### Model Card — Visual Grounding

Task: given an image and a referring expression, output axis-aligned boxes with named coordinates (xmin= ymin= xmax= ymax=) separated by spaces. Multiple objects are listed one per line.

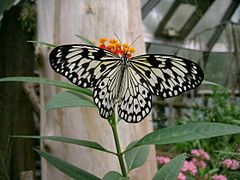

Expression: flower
xmin=181 ymin=161 xmax=197 ymax=176
xmin=211 ymin=174 xmax=228 ymax=180
xmin=191 ymin=149 xmax=210 ymax=160
xmin=98 ymin=37 xmax=107 ymax=43
xmin=156 ymin=156 xmax=171 ymax=164
xmin=222 ymin=159 xmax=239 ymax=170
xmin=192 ymin=158 xmax=207 ymax=168
xmin=95 ymin=37 xmax=136 ymax=58
xmin=177 ymin=172 xmax=186 ymax=180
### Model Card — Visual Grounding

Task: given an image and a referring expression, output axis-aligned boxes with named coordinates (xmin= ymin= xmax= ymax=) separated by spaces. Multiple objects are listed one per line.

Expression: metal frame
xmin=207 ymin=0 xmax=240 ymax=51
xmin=154 ymin=0 xmax=215 ymax=40
xmin=141 ymin=0 xmax=161 ymax=19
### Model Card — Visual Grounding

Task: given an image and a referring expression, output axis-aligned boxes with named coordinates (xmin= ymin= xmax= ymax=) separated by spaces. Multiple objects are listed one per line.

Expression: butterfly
xmin=49 ymin=44 xmax=204 ymax=123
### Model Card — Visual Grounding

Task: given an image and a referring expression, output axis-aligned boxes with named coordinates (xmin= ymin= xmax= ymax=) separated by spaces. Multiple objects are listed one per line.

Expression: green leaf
xmin=45 ymin=91 xmax=95 ymax=111
xmin=231 ymin=120 xmax=240 ymax=124
xmin=75 ymin=34 xmax=96 ymax=46
xmin=102 ymin=171 xmax=129 ymax=180
xmin=124 ymin=141 xmax=150 ymax=171
xmin=12 ymin=136 xmax=115 ymax=155
xmin=202 ymin=80 xmax=229 ymax=91
xmin=127 ymin=123 xmax=240 ymax=151
xmin=0 ymin=77 xmax=93 ymax=97
xmin=27 ymin=40 xmax=58 ymax=47
xmin=215 ymin=151 xmax=240 ymax=156
xmin=34 ymin=148 xmax=101 ymax=180
xmin=152 ymin=153 xmax=185 ymax=180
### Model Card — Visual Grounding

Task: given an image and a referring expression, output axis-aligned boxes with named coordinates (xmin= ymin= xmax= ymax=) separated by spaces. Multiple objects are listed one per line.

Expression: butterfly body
xmin=49 ymin=44 xmax=204 ymax=123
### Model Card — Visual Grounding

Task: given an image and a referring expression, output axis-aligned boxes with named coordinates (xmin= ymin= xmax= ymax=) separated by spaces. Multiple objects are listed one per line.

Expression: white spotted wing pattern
xmin=49 ymin=44 xmax=204 ymax=123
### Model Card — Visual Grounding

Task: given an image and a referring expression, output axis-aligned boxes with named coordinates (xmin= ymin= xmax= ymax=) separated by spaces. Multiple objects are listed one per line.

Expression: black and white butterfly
xmin=49 ymin=44 xmax=204 ymax=123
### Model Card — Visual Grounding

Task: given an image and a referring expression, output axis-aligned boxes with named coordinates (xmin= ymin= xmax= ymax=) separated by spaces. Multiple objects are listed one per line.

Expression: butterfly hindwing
xmin=118 ymin=67 xmax=152 ymax=123
xmin=93 ymin=64 xmax=122 ymax=119
xmin=49 ymin=44 xmax=120 ymax=88
xmin=129 ymin=54 xmax=204 ymax=98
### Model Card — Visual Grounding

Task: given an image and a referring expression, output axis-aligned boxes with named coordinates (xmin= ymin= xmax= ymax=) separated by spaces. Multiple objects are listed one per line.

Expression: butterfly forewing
xmin=49 ymin=44 xmax=120 ymax=88
xmin=129 ymin=54 xmax=204 ymax=98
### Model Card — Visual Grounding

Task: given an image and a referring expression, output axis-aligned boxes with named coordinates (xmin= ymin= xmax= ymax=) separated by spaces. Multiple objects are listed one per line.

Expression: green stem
xmin=110 ymin=117 xmax=128 ymax=177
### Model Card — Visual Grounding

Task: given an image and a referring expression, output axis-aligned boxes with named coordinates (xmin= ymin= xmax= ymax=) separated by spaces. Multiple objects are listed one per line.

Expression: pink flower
xmin=212 ymin=174 xmax=228 ymax=180
xmin=156 ymin=156 xmax=171 ymax=164
xmin=222 ymin=159 xmax=239 ymax=170
xmin=191 ymin=149 xmax=210 ymax=160
xmin=177 ymin=172 xmax=186 ymax=180
xmin=191 ymin=149 xmax=201 ymax=156
xmin=181 ymin=161 xmax=197 ymax=176
xmin=192 ymin=158 xmax=207 ymax=168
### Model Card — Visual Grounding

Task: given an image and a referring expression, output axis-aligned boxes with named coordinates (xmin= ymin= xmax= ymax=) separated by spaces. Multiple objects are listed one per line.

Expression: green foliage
xmin=2 ymin=75 xmax=240 ymax=179
xmin=27 ymin=40 xmax=58 ymax=47
xmin=45 ymin=91 xmax=95 ymax=111
xmin=130 ymin=122 xmax=240 ymax=148
xmin=75 ymin=34 xmax=96 ymax=46
xmin=102 ymin=171 xmax=129 ymax=180
xmin=172 ymin=88 xmax=240 ymax=154
xmin=18 ymin=3 xmax=36 ymax=34
xmin=152 ymin=154 xmax=185 ymax=180
xmin=0 ymin=77 xmax=93 ymax=96
xmin=168 ymin=87 xmax=240 ymax=178
xmin=34 ymin=148 xmax=101 ymax=180
xmin=202 ymin=80 xmax=228 ymax=90
xmin=12 ymin=136 xmax=115 ymax=154
xmin=124 ymin=142 xmax=150 ymax=171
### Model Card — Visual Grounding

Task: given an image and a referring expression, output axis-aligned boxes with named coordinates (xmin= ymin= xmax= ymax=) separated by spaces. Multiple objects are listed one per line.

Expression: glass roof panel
xmin=140 ymin=0 xmax=149 ymax=7
xmin=142 ymin=0 xmax=239 ymax=52
xmin=231 ymin=4 xmax=240 ymax=23
xmin=165 ymin=3 xmax=196 ymax=32
xmin=143 ymin=0 xmax=175 ymax=35
xmin=186 ymin=0 xmax=232 ymax=42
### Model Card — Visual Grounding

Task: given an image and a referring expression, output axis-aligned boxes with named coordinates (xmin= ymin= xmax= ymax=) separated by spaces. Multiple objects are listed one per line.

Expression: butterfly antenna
xmin=113 ymin=32 xmax=123 ymax=47
xmin=126 ymin=35 xmax=142 ymax=53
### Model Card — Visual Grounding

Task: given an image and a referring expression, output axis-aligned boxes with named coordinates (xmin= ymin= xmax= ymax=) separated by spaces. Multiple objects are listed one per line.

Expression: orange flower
xmin=95 ymin=37 xmax=136 ymax=58
xmin=108 ymin=39 xmax=118 ymax=44
xmin=128 ymin=47 xmax=136 ymax=53
xmin=98 ymin=37 xmax=108 ymax=43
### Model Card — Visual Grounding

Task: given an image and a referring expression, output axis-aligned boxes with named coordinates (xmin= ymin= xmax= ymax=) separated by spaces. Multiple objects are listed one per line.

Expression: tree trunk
xmin=0 ymin=4 xmax=36 ymax=180
xmin=37 ymin=0 xmax=156 ymax=179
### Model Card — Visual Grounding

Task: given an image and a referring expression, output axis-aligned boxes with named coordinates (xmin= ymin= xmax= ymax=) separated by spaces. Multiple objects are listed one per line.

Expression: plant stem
xmin=110 ymin=117 xmax=128 ymax=177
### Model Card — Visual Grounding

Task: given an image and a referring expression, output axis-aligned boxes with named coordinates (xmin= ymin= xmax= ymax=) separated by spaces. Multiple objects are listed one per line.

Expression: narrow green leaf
xmin=27 ymin=40 xmax=58 ymax=47
xmin=0 ymin=77 xmax=93 ymax=97
xmin=12 ymin=136 xmax=115 ymax=154
xmin=102 ymin=171 xmax=129 ymax=180
xmin=127 ymin=123 xmax=240 ymax=151
xmin=231 ymin=120 xmax=240 ymax=124
xmin=124 ymin=141 xmax=150 ymax=171
xmin=202 ymin=80 xmax=229 ymax=90
xmin=34 ymin=148 xmax=101 ymax=180
xmin=152 ymin=153 xmax=185 ymax=180
xmin=75 ymin=34 xmax=96 ymax=46
xmin=45 ymin=91 xmax=95 ymax=111
xmin=215 ymin=151 xmax=240 ymax=156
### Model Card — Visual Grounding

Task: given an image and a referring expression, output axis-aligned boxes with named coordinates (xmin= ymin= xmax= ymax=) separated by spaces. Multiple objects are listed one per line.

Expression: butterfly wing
xmin=117 ymin=67 xmax=152 ymax=123
xmin=93 ymin=64 xmax=122 ymax=119
xmin=49 ymin=44 xmax=121 ymax=88
xmin=129 ymin=54 xmax=204 ymax=98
